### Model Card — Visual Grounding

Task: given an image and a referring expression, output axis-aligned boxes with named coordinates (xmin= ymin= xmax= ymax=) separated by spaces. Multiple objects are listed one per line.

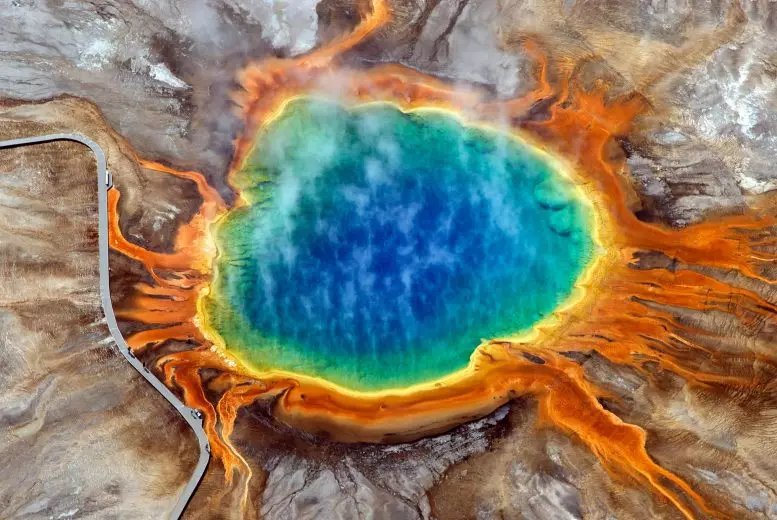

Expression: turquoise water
xmin=204 ymin=98 xmax=594 ymax=391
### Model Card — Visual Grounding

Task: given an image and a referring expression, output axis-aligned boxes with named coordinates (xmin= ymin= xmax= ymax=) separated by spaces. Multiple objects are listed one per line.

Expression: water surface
xmin=203 ymin=98 xmax=594 ymax=391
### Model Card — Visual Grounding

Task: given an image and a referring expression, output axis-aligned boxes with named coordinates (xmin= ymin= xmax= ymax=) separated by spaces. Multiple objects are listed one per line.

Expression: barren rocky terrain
xmin=0 ymin=100 xmax=198 ymax=519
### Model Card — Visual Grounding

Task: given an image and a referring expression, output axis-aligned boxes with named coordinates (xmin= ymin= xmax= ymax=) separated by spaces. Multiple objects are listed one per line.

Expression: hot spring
xmin=201 ymin=98 xmax=595 ymax=391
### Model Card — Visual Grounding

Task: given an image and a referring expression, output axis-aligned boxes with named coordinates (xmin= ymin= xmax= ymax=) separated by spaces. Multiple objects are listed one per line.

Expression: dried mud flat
xmin=1 ymin=1 xmax=777 ymax=519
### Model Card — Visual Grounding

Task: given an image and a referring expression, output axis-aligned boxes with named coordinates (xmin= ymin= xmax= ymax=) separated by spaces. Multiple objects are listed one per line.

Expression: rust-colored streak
xmin=105 ymin=1 xmax=777 ymax=518
xmin=124 ymin=324 xmax=201 ymax=354
xmin=536 ymin=365 xmax=716 ymax=520
xmin=108 ymin=189 xmax=190 ymax=271
xmin=161 ymin=354 xmax=236 ymax=477
xmin=136 ymin=159 xmax=226 ymax=217
xmin=305 ymin=0 xmax=390 ymax=63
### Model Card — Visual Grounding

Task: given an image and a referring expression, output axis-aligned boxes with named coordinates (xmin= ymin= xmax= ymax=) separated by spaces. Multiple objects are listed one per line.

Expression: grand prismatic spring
xmin=103 ymin=1 xmax=777 ymax=518
xmin=201 ymin=98 xmax=595 ymax=391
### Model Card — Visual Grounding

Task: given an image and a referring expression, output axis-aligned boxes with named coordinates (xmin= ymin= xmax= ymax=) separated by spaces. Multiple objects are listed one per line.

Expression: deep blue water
xmin=204 ymin=98 xmax=594 ymax=390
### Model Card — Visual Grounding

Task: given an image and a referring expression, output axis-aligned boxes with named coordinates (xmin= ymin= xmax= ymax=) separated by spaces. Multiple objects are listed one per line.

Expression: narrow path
xmin=0 ymin=134 xmax=210 ymax=520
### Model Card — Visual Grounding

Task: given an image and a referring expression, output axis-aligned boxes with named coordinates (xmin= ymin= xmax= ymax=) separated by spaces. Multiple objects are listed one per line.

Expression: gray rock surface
xmin=505 ymin=461 xmax=582 ymax=520
xmin=255 ymin=406 xmax=509 ymax=520
xmin=400 ymin=0 xmax=524 ymax=97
